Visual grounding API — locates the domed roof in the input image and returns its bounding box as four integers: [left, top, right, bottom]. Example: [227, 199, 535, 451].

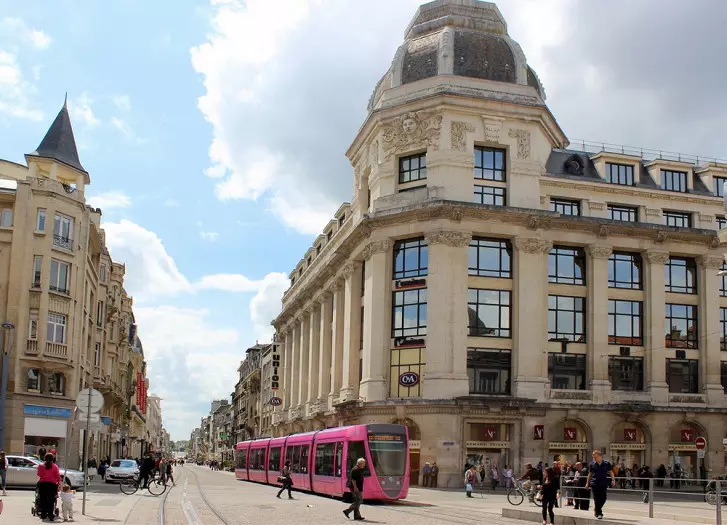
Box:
[368, 0, 545, 112]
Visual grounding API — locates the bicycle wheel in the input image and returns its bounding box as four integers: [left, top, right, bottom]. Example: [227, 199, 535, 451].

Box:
[507, 489, 524, 506]
[120, 479, 139, 495]
[147, 478, 167, 496]
[705, 492, 716, 505]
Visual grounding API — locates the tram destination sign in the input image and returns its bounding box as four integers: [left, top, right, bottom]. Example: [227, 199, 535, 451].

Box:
[368, 434, 404, 442]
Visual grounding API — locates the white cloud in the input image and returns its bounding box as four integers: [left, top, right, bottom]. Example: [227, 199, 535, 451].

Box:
[111, 116, 146, 144]
[68, 92, 100, 127]
[1, 17, 52, 49]
[0, 49, 42, 121]
[112, 94, 131, 112]
[249, 272, 288, 340]
[199, 231, 219, 242]
[87, 191, 132, 210]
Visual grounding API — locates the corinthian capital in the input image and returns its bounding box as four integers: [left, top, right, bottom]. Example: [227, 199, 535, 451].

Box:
[698, 254, 725, 270]
[424, 230, 472, 247]
[512, 237, 552, 254]
[586, 245, 612, 259]
[645, 251, 669, 265]
[341, 262, 358, 278]
[362, 239, 392, 260]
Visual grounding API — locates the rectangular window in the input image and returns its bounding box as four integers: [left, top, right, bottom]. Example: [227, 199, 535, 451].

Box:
[314, 443, 335, 476]
[665, 257, 697, 294]
[97, 301, 104, 326]
[608, 357, 644, 391]
[473, 185, 505, 206]
[608, 252, 642, 289]
[607, 163, 635, 186]
[721, 308, 727, 351]
[468, 238, 511, 278]
[714, 176, 727, 197]
[474, 147, 506, 181]
[393, 238, 428, 279]
[268, 447, 281, 472]
[53, 214, 74, 248]
[550, 198, 581, 216]
[49, 259, 70, 294]
[94, 343, 101, 367]
[663, 210, 691, 228]
[467, 349, 510, 395]
[722, 362, 727, 394]
[36, 208, 46, 231]
[32, 255, 42, 288]
[665, 304, 698, 349]
[548, 295, 586, 342]
[607, 204, 638, 222]
[392, 288, 427, 338]
[399, 153, 427, 184]
[468, 289, 510, 337]
[608, 300, 643, 346]
[390, 347, 424, 398]
[548, 246, 586, 285]
[661, 169, 687, 192]
[300, 445, 310, 474]
[46, 313, 67, 344]
[666, 359, 699, 394]
[100, 265, 107, 282]
[28, 309, 38, 340]
[548, 353, 587, 390]
[335, 442, 343, 477]
[0, 209, 12, 227]
[718, 216, 727, 230]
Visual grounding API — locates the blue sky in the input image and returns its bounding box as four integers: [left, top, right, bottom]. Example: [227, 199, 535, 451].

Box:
[1, 0, 725, 439]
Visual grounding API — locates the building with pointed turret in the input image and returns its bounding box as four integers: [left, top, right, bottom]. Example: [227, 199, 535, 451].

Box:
[0, 98, 155, 468]
[272, 0, 727, 488]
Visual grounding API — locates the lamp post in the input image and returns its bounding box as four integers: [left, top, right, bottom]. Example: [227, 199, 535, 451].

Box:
[0, 322, 16, 449]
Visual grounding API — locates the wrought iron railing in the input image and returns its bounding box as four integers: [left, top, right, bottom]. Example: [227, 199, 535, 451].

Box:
[52, 234, 73, 251]
[49, 284, 69, 295]
[569, 138, 727, 166]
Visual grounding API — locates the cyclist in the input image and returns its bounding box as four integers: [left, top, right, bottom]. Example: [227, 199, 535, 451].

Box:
[518, 463, 540, 493]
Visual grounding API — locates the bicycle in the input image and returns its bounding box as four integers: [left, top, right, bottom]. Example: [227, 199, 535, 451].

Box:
[507, 480, 542, 507]
[119, 472, 167, 496]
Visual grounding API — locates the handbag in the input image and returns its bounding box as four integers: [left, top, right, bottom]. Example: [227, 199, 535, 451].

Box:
[536, 490, 543, 502]
[465, 483, 473, 492]
[277, 476, 284, 482]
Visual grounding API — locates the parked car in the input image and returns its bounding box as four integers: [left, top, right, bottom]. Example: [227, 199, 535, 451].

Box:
[105, 459, 140, 483]
[6, 455, 86, 489]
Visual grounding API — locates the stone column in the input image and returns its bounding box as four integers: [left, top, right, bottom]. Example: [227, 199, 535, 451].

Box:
[422, 231, 471, 398]
[298, 312, 310, 411]
[360, 239, 392, 402]
[329, 281, 345, 408]
[340, 262, 363, 402]
[698, 255, 724, 404]
[586, 245, 612, 403]
[290, 321, 301, 411]
[317, 291, 333, 410]
[512, 237, 552, 401]
[645, 250, 669, 404]
[306, 303, 321, 414]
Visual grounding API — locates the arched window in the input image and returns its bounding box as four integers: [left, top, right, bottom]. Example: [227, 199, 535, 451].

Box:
[27, 368, 40, 391]
[49, 372, 65, 395]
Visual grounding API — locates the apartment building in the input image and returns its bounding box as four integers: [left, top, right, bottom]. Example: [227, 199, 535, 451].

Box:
[272, 0, 727, 488]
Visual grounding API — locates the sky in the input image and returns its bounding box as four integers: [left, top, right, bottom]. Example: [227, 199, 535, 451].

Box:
[1, 0, 726, 440]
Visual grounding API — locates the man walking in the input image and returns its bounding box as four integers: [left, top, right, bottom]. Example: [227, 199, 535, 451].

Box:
[586, 450, 615, 520]
[430, 462, 439, 488]
[344, 458, 366, 521]
[422, 462, 431, 487]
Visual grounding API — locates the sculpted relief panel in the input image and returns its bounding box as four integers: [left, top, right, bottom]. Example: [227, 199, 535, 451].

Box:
[450, 121, 475, 151]
[508, 128, 531, 159]
[381, 111, 442, 161]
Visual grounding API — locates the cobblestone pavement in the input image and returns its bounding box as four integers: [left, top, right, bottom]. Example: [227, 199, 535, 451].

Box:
[2, 465, 722, 524]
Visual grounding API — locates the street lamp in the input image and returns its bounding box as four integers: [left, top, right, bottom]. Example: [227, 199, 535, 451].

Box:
[0, 322, 16, 449]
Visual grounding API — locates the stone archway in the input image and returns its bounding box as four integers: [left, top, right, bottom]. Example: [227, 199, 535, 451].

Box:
[668, 420, 707, 479]
[610, 420, 650, 471]
[548, 417, 591, 464]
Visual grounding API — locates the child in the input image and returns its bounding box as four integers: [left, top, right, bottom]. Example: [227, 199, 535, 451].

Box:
[60, 484, 75, 522]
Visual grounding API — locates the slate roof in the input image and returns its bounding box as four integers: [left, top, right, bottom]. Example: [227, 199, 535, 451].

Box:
[28, 96, 87, 174]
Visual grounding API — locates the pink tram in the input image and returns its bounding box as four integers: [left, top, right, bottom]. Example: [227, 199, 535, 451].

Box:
[234, 423, 409, 501]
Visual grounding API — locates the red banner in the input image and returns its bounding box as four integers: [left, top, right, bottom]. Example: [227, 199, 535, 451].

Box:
[681, 429, 694, 443]
[533, 425, 544, 440]
[483, 426, 499, 441]
[564, 427, 577, 441]
[623, 428, 637, 442]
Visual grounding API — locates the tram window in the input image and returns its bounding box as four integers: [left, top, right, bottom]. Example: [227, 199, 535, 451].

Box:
[301, 445, 310, 474]
[292, 446, 301, 473]
[335, 442, 343, 477]
[236, 449, 247, 469]
[268, 447, 281, 472]
[315, 443, 335, 476]
[253, 449, 264, 470]
[347, 441, 370, 477]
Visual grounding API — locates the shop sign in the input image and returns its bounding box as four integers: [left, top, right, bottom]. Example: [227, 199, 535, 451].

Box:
[269, 397, 283, 406]
[466, 440, 510, 449]
[483, 426, 499, 441]
[398, 371, 420, 387]
[563, 427, 577, 441]
[271, 343, 281, 390]
[549, 442, 587, 450]
[668, 444, 697, 452]
[101, 416, 112, 426]
[610, 443, 646, 451]
[408, 440, 421, 449]
[680, 429, 695, 442]
[533, 425, 544, 440]
[623, 428, 637, 442]
[24, 405, 72, 419]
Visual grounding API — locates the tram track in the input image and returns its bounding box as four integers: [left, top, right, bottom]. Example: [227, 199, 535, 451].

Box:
[160, 466, 232, 525]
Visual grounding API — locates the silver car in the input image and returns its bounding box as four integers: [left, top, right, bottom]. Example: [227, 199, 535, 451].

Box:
[6, 455, 86, 489]
[105, 459, 139, 483]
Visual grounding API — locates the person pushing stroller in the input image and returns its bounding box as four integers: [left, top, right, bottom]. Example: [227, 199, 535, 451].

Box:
[37, 453, 61, 521]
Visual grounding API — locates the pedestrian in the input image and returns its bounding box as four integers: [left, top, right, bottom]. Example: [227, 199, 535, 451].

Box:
[673, 463, 681, 490]
[39, 445, 47, 460]
[586, 449, 615, 520]
[139, 452, 155, 489]
[0, 451, 7, 496]
[574, 462, 589, 511]
[491, 465, 499, 491]
[541, 467, 559, 525]
[343, 458, 366, 521]
[276, 460, 293, 499]
[464, 465, 478, 498]
[60, 484, 75, 522]
[422, 462, 431, 487]
[166, 459, 175, 486]
[504, 465, 513, 489]
[640, 465, 653, 503]
[430, 462, 439, 488]
[656, 464, 666, 488]
[87, 457, 98, 482]
[36, 453, 61, 522]
[98, 459, 107, 481]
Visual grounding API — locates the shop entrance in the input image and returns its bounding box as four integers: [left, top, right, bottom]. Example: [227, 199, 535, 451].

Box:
[392, 418, 421, 486]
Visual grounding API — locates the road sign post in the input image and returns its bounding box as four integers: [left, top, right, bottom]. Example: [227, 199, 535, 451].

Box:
[76, 388, 103, 516]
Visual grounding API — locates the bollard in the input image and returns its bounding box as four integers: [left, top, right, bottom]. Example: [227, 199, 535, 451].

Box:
[648, 477, 654, 518]
[717, 479, 722, 525]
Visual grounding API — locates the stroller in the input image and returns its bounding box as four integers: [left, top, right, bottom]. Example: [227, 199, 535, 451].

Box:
[30, 482, 60, 520]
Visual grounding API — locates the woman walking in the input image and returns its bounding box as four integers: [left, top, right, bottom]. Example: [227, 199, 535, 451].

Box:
[464, 465, 478, 498]
[0, 451, 7, 496]
[276, 460, 293, 499]
[37, 453, 61, 522]
[541, 467, 559, 525]
[490, 465, 499, 491]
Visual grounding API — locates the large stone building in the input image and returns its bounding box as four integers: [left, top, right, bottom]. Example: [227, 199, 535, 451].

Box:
[272, 0, 727, 487]
[0, 99, 155, 467]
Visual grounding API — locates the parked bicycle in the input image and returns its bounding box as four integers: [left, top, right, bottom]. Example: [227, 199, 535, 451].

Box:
[507, 480, 542, 507]
[119, 472, 167, 496]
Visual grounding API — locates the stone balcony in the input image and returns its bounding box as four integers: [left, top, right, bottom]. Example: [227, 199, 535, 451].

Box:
[25, 339, 39, 356]
[45, 342, 68, 359]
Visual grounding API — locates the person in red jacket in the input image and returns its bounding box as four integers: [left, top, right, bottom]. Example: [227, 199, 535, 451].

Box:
[37, 453, 61, 521]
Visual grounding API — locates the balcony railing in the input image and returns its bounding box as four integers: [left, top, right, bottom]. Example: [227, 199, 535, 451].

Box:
[49, 284, 70, 295]
[52, 234, 73, 251]
[25, 339, 39, 355]
[45, 342, 68, 358]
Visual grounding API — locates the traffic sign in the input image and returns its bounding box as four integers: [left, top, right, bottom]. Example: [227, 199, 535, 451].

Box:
[77, 413, 100, 423]
[697, 449, 705, 459]
[695, 436, 707, 450]
[76, 388, 103, 413]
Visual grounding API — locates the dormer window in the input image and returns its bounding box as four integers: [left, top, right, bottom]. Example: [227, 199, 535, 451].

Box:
[326, 231, 332, 242]
[307, 257, 312, 267]
[714, 176, 727, 197]
[660, 169, 687, 193]
[607, 163, 634, 186]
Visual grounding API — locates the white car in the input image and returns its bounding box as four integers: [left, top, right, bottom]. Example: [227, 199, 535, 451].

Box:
[105, 459, 140, 483]
[6, 455, 86, 489]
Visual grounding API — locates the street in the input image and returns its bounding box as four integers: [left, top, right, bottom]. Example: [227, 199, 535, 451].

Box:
[1, 465, 722, 525]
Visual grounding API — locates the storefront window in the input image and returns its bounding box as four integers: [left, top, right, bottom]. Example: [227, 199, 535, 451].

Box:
[27, 368, 40, 391]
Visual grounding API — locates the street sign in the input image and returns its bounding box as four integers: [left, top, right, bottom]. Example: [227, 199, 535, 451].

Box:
[77, 413, 100, 423]
[76, 388, 103, 413]
[696, 436, 707, 450]
[697, 449, 705, 459]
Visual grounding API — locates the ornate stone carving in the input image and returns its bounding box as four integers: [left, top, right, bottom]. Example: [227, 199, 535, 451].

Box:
[482, 116, 503, 143]
[450, 121, 475, 151]
[587, 245, 612, 259]
[317, 290, 333, 304]
[438, 27, 453, 74]
[698, 254, 724, 270]
[512, 237, 552, 254]
[341, 263, 357, 278]
[588, 201, 605, 211]
[326, 279, 342, 294]
[669, 395, 705, 404]
[527, 216, 540, 230]
[645, 208, 662, 217]
[424, 230, 471, 247]
[597, 225, 610, 238]
[656, 231, 668, 243]
[710, 236, 721, 249]
[551, 391, 592, 400]
[449, 208, 463, 222]
[353, 165, 361, 195]
[645, 251, 669, 265]
[362, 239, 392, 260]
[381, 111, 442, 161]
[368, 140, 378, 168]
[508, 128, 531, 159]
